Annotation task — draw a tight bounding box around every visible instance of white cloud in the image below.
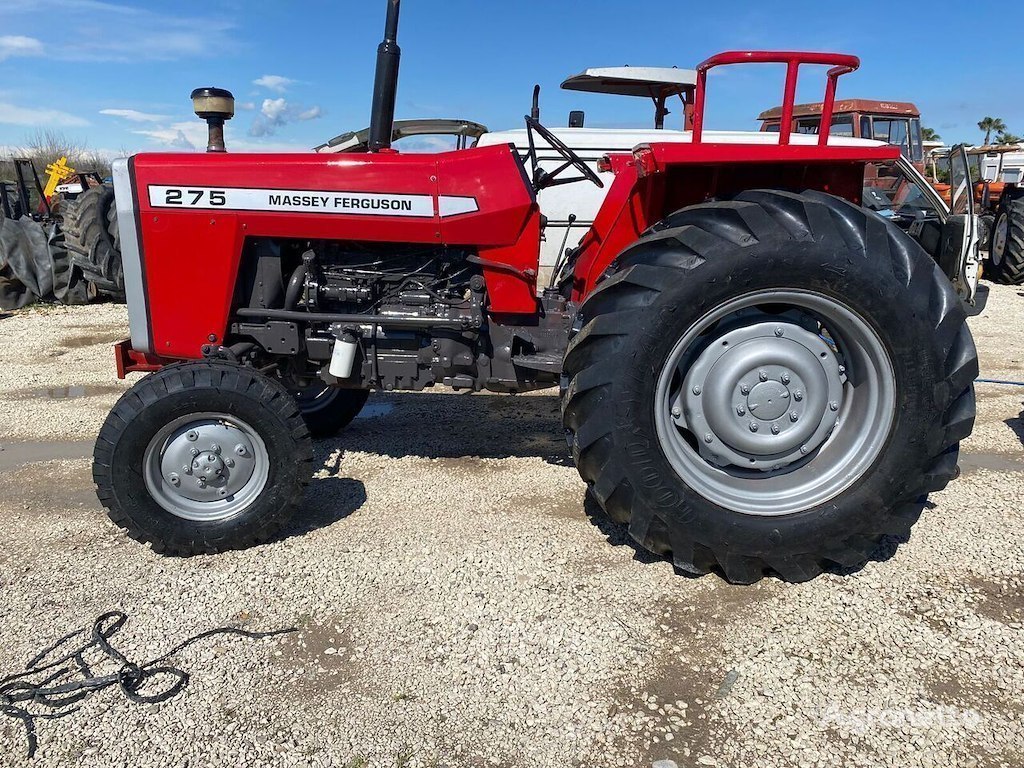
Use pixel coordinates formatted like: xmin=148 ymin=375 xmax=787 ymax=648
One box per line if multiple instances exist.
xmin=1 ymin=3 xmax=235 ymax=62
xmin=0 ymin=35 xmax=43 ymax=61
xmin=260 ymin=98 xmax=288 ymax=121
xmin=99 ymin=108 xmax=168 ymax=123
xmin=249 ymin=98 xmax=322 ymax=137
xmin=253 ymin=75 xmax=294 ymax=94
xmin=238 ymin=102 xmax=256 ymax=111
xmin=0 ymin=102 xmax=90 ymax=127
xmin=132 ymin=121 xmax=208 ymax=151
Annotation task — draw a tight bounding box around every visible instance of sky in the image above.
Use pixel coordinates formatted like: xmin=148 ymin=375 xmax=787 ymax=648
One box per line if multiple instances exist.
xmin=0 ymin=0 xmax=1015 ymax=157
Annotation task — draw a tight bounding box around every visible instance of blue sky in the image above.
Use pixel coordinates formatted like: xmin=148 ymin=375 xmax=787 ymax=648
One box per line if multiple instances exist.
xmin=0 ymin=0 xmax=1013 ymax=156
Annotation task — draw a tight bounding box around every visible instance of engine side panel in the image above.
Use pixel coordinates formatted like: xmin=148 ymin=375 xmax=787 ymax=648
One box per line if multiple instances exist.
xmin=127 ymin=145 xmax=538 ymax=357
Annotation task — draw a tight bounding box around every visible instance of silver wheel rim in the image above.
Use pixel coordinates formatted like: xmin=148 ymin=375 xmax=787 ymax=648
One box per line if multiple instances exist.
xmin=654 ymin=289 xmax=896 ymax=517
xmin=992 ymin=213 xmax=1008 ymax=266
xmin=143 ymin=412 xmax=270 ymax=522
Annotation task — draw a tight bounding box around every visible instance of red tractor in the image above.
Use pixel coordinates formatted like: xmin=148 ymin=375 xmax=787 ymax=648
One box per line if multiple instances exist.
xmin=93 ymin=1 xmax=977 ymax=583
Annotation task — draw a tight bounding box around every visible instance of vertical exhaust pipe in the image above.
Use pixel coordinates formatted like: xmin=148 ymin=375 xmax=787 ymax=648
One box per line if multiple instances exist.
xmin=368 ymin=0 xmax=401 ymax=152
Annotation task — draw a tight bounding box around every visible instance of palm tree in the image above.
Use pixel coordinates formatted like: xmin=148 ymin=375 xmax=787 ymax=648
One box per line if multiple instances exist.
xmin=978 ymin=117 xmax=1006 ymax=145
xmin=921 ymin=127 xmax=941 ymax=142
xmin=996 ymin=132 xmax=1022 ymax=146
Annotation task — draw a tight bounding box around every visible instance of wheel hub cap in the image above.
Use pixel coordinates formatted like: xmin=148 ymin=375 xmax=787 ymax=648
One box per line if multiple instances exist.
xmin=679 ymin=321 xmax=843 ymax=471
xmin=144 ymin=414 xmax=268 ymax=522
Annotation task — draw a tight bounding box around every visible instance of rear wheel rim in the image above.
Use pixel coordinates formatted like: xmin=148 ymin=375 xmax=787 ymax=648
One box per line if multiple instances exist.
xmin=654 ymin=289 xmax=896 ymax=517
xmin=143 ymin=412 xmax=270 ymax=522
xmin=992 ymin=213 xmax=1008 ymax=266
xmin=294 ymin=384 xmax=342 ymax=416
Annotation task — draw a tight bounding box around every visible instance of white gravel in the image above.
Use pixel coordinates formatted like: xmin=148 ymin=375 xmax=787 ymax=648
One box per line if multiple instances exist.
xmin=0 ymin=283 xmax=1022 ymax=768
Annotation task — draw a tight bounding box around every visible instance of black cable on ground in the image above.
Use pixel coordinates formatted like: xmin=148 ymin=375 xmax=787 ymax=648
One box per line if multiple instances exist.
xmin=975 ymin=378 xmax=1024 ymax=387
xmin=0 ymin=611 xmax=295 ymax=758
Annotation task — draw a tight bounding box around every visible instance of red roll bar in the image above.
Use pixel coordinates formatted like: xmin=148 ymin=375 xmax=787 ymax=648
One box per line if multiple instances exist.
xmin=691 ymin=51 xmax=860 ymax=146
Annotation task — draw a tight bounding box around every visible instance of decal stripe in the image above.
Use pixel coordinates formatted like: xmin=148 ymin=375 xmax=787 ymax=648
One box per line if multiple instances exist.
xmin=146 ymin=186 xmax=477 ymax=218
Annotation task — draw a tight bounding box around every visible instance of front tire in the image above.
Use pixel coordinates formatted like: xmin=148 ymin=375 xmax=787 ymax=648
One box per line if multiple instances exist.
xmin=561 ymin=189 xmax=977 ymax=583
xmin=93 ymin=362 xmax=314 ymax=555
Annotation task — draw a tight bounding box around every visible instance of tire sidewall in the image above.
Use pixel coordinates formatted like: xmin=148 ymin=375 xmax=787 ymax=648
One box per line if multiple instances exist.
xmin=109 ymin=382 xmax=304 ymax=551
xmin=608 ymin=237 xmax=945 ymax=556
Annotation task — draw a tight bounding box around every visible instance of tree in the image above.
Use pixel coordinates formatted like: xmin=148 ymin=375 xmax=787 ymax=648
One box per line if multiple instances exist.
xmin=978 ymin=116 xmax=1006 ymax=146
xmin=922 ymin=127 xmax=941 ymax=142
xmin=996 ymin=132 xmax=1022 ymax=146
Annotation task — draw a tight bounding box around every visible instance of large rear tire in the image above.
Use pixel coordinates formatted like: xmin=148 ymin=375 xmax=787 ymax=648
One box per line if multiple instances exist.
xmin=989 ymin=195 xmax=1024 ymax=285
xmin=93 ymin=362 xmax=314 ymax=555
xmin=561 ymin=189 xmax=977 ymax=583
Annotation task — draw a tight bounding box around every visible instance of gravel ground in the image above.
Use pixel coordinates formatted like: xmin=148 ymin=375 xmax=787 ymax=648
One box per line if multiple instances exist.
xmin=0 ymin=283 xmax=1022 ymax=768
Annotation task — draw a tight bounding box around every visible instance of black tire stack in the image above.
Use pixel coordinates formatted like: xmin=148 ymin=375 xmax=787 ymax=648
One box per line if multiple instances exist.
xmin=61 ymin=184 xmax=124 ymax=299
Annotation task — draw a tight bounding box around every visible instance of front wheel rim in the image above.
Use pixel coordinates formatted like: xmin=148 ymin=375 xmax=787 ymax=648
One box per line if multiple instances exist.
xmin=143 ymin=412 xmax=270 ymax=522
xmin=654 ymin=289 xmax=896 ymax=517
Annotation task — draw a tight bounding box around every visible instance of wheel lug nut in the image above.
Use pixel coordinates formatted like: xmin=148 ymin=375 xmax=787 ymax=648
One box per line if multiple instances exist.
xmin=168 ymin=473 xmax=180 ymax=486
xmin=781 ymin=373 xmax=791 ymax=385
xmin=774 ymin=327 xmax=784 ymax=337
xmin=838 ymin=365 xmax=846 ymax=374
xmin=225 ymin=458 xmax=235 ymax=468
xmin=740 ymin=384 xmax=750 ymax=395
xmin=234 ymin=444 xmax=247 ymax=456
xmin=211 ymin=443 xmax=221 ymax=455
xmin=704 ymin=433 xmax=713 ymax=444
xmin=770 ymin=424 xmax=780 ymax=435
xmin=749 ymin=422 xmax=759 ymax=433
xmin=736 ymin=405 xmax=746 ymax=416
xmin=758 ymin=370 xmax=768 ymax=382
xmin=800 ymin=445 xmax=809 ymax=455
xmin=790 ymin=411 xmax=799 ymax=422
xmin=829 ymin=401 xmax=839 ymax=411
xmin=794 ymin=391 xmax=803 ymax=402
xmin=692 ymin=385 xmax=702 ymax=396
xmin=190 ymin=447 xmax=200 ymax=457
xmin=183 ymin=465 xmax=192 ymax=475
xmin=671 ymin=406 xmax=681 ymax=418
xmin=186 ymin=431 xmax=198 ymax=442
xmin=197 ymin=478 xmax=207 ymax=487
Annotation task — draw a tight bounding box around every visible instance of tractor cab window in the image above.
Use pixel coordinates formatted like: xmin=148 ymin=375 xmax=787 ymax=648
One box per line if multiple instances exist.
xmin=866 ymin=117 xmax=924 ymax=163
xmin=794 ymin=115 xmax=854 ymax=137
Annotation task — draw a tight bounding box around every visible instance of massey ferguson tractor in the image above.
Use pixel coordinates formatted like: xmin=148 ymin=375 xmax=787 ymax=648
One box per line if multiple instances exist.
xmin=92 ymin=0 xmax=978 ymax=584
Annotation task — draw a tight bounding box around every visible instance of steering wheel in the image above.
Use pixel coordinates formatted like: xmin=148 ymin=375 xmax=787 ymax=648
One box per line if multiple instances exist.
xmin=524 ymin=115 xmax=604 ymax=191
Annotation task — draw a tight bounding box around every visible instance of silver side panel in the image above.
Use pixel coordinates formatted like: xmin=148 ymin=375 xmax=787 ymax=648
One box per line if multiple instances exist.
xmin=111 ymin=158 xmax=151 ymax=353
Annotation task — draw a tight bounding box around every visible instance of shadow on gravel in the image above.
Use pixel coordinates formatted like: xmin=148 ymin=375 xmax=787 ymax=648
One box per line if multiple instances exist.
xmin=1005 ymin=407 xmax=1024 ymax=447
xmin=581 ymin=490 xmax=919 ymax=583
xmin=328 ymin=391 xmax=574 ymax=466
xmin=275 ymin=476 xmax=368 ymax=544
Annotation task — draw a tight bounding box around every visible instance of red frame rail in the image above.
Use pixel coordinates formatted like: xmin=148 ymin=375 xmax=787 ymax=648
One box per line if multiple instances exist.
xmin=691 ymin=51 xmax=860 ymax=146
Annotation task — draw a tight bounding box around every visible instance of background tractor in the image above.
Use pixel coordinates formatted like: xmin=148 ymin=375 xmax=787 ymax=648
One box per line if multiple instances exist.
xmin=971 ymin=145 xmax=1024 ymax=284
xmin=92 ymin=1 xmax=978 ymax=584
